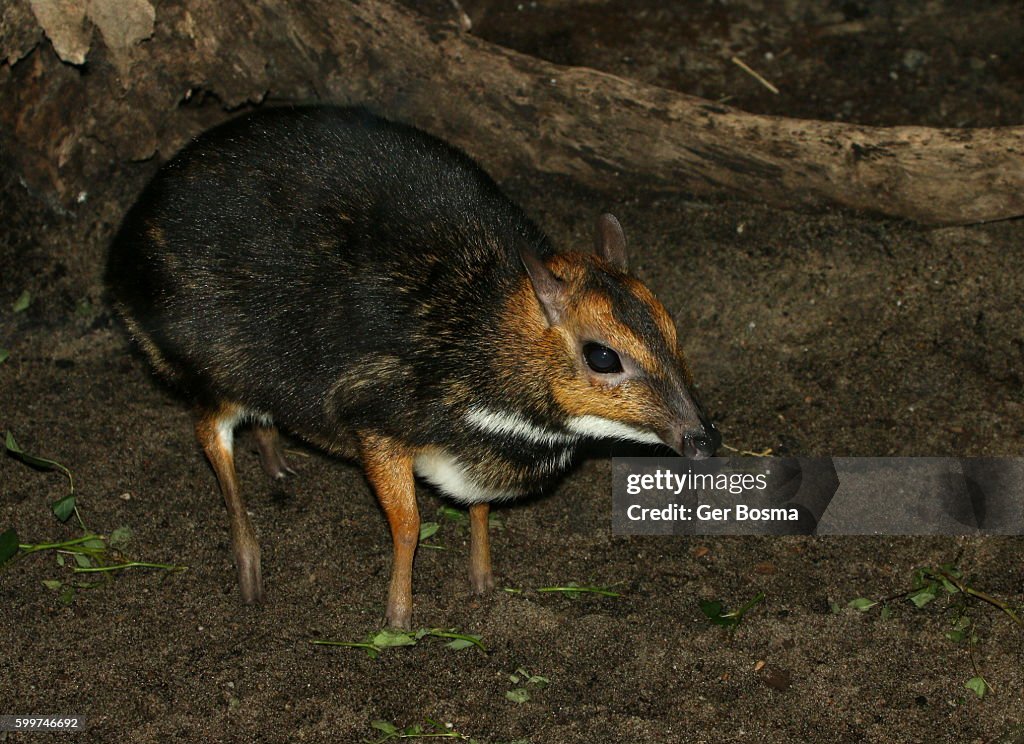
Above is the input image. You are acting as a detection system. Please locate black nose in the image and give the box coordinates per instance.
[689,421,721,458]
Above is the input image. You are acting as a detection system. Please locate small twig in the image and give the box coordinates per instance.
[936,569,1023,628]
[424,629,487,652]
[878,587,915,604]
[731,56,780,94]
[73,561,188,573]
[537,585,621,597]
[730,591,766,619]
[966,627,993,694]
[17,534,99,554]
[312,640,379,651]
[721,442,773,457]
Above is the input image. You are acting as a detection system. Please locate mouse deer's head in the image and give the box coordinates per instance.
[514,214,720,458]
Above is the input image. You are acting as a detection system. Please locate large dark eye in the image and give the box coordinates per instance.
[583,343,623,374]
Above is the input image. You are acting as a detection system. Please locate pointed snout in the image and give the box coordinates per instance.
[659,393,721,459]
[661,419,721,459]
[685,420,722,459]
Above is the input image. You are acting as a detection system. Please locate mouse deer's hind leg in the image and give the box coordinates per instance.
[359,433,419,630]
[254,424,296,480]
[196,403,264,604]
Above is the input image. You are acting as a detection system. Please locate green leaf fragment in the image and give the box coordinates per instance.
[371,720,398,734]
[12,290,31,313]
[418,522,440,541]
[506,688,530,704]
[964,677,987,698]
[5,431,23,455]
[108,526,132,549]
[438,506,467,523]
[42,579,62,591]
[51,495,77,523]
[6,433,75,497]
[700,600,725,620]
[908,588,937,608]
[0,527,18,565]
[848,597,878,612]
[0,348,9,364]
[371,629,417,648]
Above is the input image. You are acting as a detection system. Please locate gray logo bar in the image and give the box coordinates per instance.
[0,716,86,731]
[612,458,1024,535]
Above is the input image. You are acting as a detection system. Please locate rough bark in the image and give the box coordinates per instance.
[2,0,1023,225]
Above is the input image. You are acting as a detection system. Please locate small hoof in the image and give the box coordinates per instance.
[384,602,413,630]
[239,579,264,605]
[236,552,264,604]
[470,570,495,594]
[255,427,297,480]
[265,463,297,480]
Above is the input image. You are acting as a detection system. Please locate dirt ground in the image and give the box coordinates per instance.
[2,1,1023,742]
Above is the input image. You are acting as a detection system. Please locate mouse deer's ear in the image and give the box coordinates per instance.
[518,245,566,326]
[594,213,628,271]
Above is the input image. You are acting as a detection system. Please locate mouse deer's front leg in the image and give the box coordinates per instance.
[359,432,419,629]
[469,503,495,593]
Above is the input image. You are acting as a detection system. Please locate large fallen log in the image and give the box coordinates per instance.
[3,0,1023,225]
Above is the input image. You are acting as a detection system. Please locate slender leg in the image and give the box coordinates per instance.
[469,502,495,593]
[254,425,295,479]
[359,432,418,629]
[195,404,263,604]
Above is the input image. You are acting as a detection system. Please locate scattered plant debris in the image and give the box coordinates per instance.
[418,507,505,551]
[536,583,621,599]
[365,718,469,743]
[2,430,187,603]
[313,627,486,659]
[12,289,31,313]
[437,505,504,531]
[505,666,550,704]
[418,521,444,549]
[700,592,765,629]
[847,563,1022,698]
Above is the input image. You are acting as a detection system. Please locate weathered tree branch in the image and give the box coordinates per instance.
[3,0,1022,225]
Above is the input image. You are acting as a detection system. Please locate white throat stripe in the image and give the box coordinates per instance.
[565,415,665,447]
[465,406,579,447]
